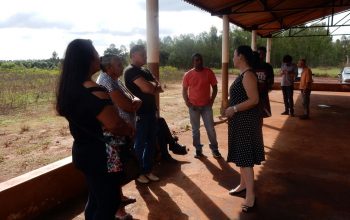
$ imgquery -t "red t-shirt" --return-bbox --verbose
[182,67,217,106]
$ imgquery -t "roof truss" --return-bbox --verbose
[183,0,350,38]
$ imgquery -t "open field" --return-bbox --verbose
[0,67,206,182]
[0,66,339,182]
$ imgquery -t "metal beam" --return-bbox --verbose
[214,4,350,15]
[270,33,350,38]
[212,0,254,15]
[256,24,350,31]
[262,10,350,37]
[256,0,284,29]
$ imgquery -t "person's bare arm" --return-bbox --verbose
[280,69,285,76]
[109,90,136,112]
[84,81,134,138]
[182,86,191,108]
[225,71,259,118]
[96,106,134,138]
[133,77,163,95]
[210,84,218,106]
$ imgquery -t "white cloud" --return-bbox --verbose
[0,0,348,60]
[0,0,224,60]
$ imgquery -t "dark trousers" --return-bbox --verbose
[134,113,157,174]
[84,171,121,220]
[157,117,176,158]
[301,89,311,116]
[282,86,294,114]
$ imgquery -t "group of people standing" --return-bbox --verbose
[280,54,313,119]
[182,45,313,213]
[56,38,314,219]
[56,40,176,220]
[181,46,268,213]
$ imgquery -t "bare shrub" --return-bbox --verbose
[0,71,58,115]
[20,125,30,133]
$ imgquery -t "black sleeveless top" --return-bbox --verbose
[66,85,112,174]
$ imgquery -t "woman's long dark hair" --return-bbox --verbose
[236,45,258,69]
[56,39,96,116]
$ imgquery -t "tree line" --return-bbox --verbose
[1,25,350,70]
[99,25,350,69]
[0,51,60,70]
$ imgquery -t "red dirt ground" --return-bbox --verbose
[41,88,350,220]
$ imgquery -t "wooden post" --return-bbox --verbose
[146,0,160,115]
[221,15,229,114]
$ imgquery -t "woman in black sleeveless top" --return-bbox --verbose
[56,39,133,220]
[224,45,265,213]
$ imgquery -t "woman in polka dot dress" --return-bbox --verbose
[224,45,265,212]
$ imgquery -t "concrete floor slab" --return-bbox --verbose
[42,90,350,220]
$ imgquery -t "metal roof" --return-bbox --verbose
[183,0,350,37]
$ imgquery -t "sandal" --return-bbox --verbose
[241,198,256,213]
[228,188,246,195]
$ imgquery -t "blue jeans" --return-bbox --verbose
[189,105,218,152]
[134,113,157,174]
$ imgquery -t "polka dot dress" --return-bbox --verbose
[227,73,265,167]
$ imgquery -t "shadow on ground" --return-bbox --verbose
[39,91,350,220]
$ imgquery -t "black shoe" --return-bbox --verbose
[281,111,289,115]
[242,203,256,213]
[242,198,256,213]
[212,150,222,158]
[194,150,204,158]
[163,155,178,163]
[299,115,310,120]
[121,196,136,207]
[170,142,188,155]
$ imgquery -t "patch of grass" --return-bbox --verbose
[312,67,341,78]
[0,64,58,75]
[184,124,191,131]
[16,146,32,155]
[212,106,222,117]
[212,68,239,75]
[0,70,58,115]
[159,66,184,83]
[40,141,51,150]
[273,67,340,78]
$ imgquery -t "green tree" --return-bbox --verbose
[104,44,123,56]
[104,44,128,64]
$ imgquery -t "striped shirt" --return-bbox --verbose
[96,71,136,127]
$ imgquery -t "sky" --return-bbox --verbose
[0,0,349,60]
[0,0,224,60]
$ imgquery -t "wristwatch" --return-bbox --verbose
[233,105,238,113]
